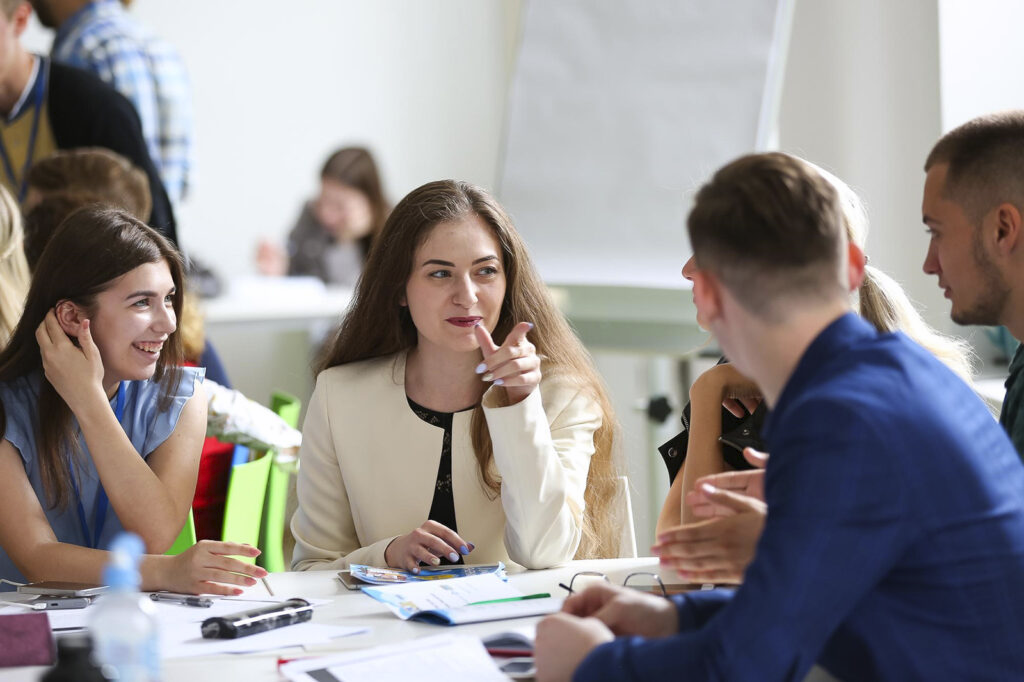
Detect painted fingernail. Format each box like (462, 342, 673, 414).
(474, 320, 482, 327)
(526, 322, 534, 330)
(475, 363, 487, 374)
(459, 545, 469, 555)
(411, 566, 420, 574)
(246, 577, 257, 585)
(448, 552, 459, 562)
(468, 542, 475, 551)
(701, 482, 718, 495)
(482, 372, 494, 381)
(234, 588, 243, 595)
(494, 379, 504, 386)
(431, 556, 441, 566)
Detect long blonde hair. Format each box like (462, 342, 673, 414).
(318, 180, 623, 558)
(823, 164, 976, 382)
(0, 185, 29, 348)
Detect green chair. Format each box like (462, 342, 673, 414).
(221, 447, 274, 564)
(257, 391, 301, 573)
(166, 510, 197, 555)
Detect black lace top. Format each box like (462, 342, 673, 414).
(406, 396, 477, 565)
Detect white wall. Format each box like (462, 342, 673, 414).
(938, 0, 1024, 131)
(26, 1, 521, 277)
(776, 0, 949, 336)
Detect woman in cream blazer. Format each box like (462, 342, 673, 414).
(291, 180, 622, 572)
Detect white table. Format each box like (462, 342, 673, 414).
(1, 558, 662, 682)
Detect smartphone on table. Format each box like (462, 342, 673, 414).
(17, 581, 107, 597)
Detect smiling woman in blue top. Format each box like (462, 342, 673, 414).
(291, 180, 623, 572)
(0, 206, 266, 594)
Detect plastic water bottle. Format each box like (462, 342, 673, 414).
(89, 533, 160, 681)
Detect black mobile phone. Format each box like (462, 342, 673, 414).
(18, 581, 107, 597)
(335, 570, 368, 591)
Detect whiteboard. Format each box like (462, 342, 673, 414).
(499, 0, 792, 287)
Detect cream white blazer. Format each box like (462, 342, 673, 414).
(290, 351, 601, 571)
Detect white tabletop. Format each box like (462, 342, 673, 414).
(1, 558, 663, 682)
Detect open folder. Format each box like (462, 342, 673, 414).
(361, 573, 561, 625)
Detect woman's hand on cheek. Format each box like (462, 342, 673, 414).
(35, 311, 107, 413)
(474, 321, 541, 405)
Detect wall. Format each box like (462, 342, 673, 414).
(25, 1, 522, 277)
(776, 0, 949, 337)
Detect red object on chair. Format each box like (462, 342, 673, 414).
(192, 435, 234, 540)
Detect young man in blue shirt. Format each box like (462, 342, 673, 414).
(535, 152, 1024, 682)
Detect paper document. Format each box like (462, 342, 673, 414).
(280, 634, 508, 682)
(361, 573, 561, 625)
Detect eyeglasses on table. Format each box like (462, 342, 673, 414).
(557, 570, 668, 598)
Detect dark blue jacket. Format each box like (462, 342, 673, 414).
(577, 313, 1024, 681)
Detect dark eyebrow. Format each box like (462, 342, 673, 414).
(124, 286, 176, 301)
(419, 255, 499, 267)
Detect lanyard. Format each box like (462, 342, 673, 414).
(70, 381, 125, 550)
(0, 58, 47, 202)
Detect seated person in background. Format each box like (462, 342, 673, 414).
(0, 184, 29, 348)
(656, 163, 974, 533)
(0, 206, 266, 594)
(291, 179, 623, 572)
(535, 152, 1024, 682)
(257, 146, 390, 287)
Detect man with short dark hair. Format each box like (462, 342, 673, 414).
(534, 152, 1024, 682)
(922, 111, 1024, 457)
(0, 0, 175, 243)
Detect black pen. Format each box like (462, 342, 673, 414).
(150, 592, 214, 608)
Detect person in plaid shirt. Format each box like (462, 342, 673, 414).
(32, 0, 193, 205)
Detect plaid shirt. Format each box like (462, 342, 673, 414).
(52, 0, 193, 203)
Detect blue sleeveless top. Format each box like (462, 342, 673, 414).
(0, 367, 204, 588)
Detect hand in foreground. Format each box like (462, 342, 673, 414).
(255, 240, 287, 276)
(161, 541, 267, 595)
(474, 321, 540, 405)
(653, 492, 766, 584)
(384, 520, 472, 573)
(36, 311, 106, 414)
(562, 582, 679, 638)
(535, 613, 614, 682)
(685, 447, 768, 516)
(690, 363, 762, 418)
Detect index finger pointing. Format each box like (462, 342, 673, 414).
(504, 321, 534, 347)
(473, 323, 500, 357)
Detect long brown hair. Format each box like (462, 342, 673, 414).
(317, 180, 622, 558)
(320, 147, 390, 260)
(0, 206, 185, 510)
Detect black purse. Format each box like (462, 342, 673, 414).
(658, 401, 767, 483)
